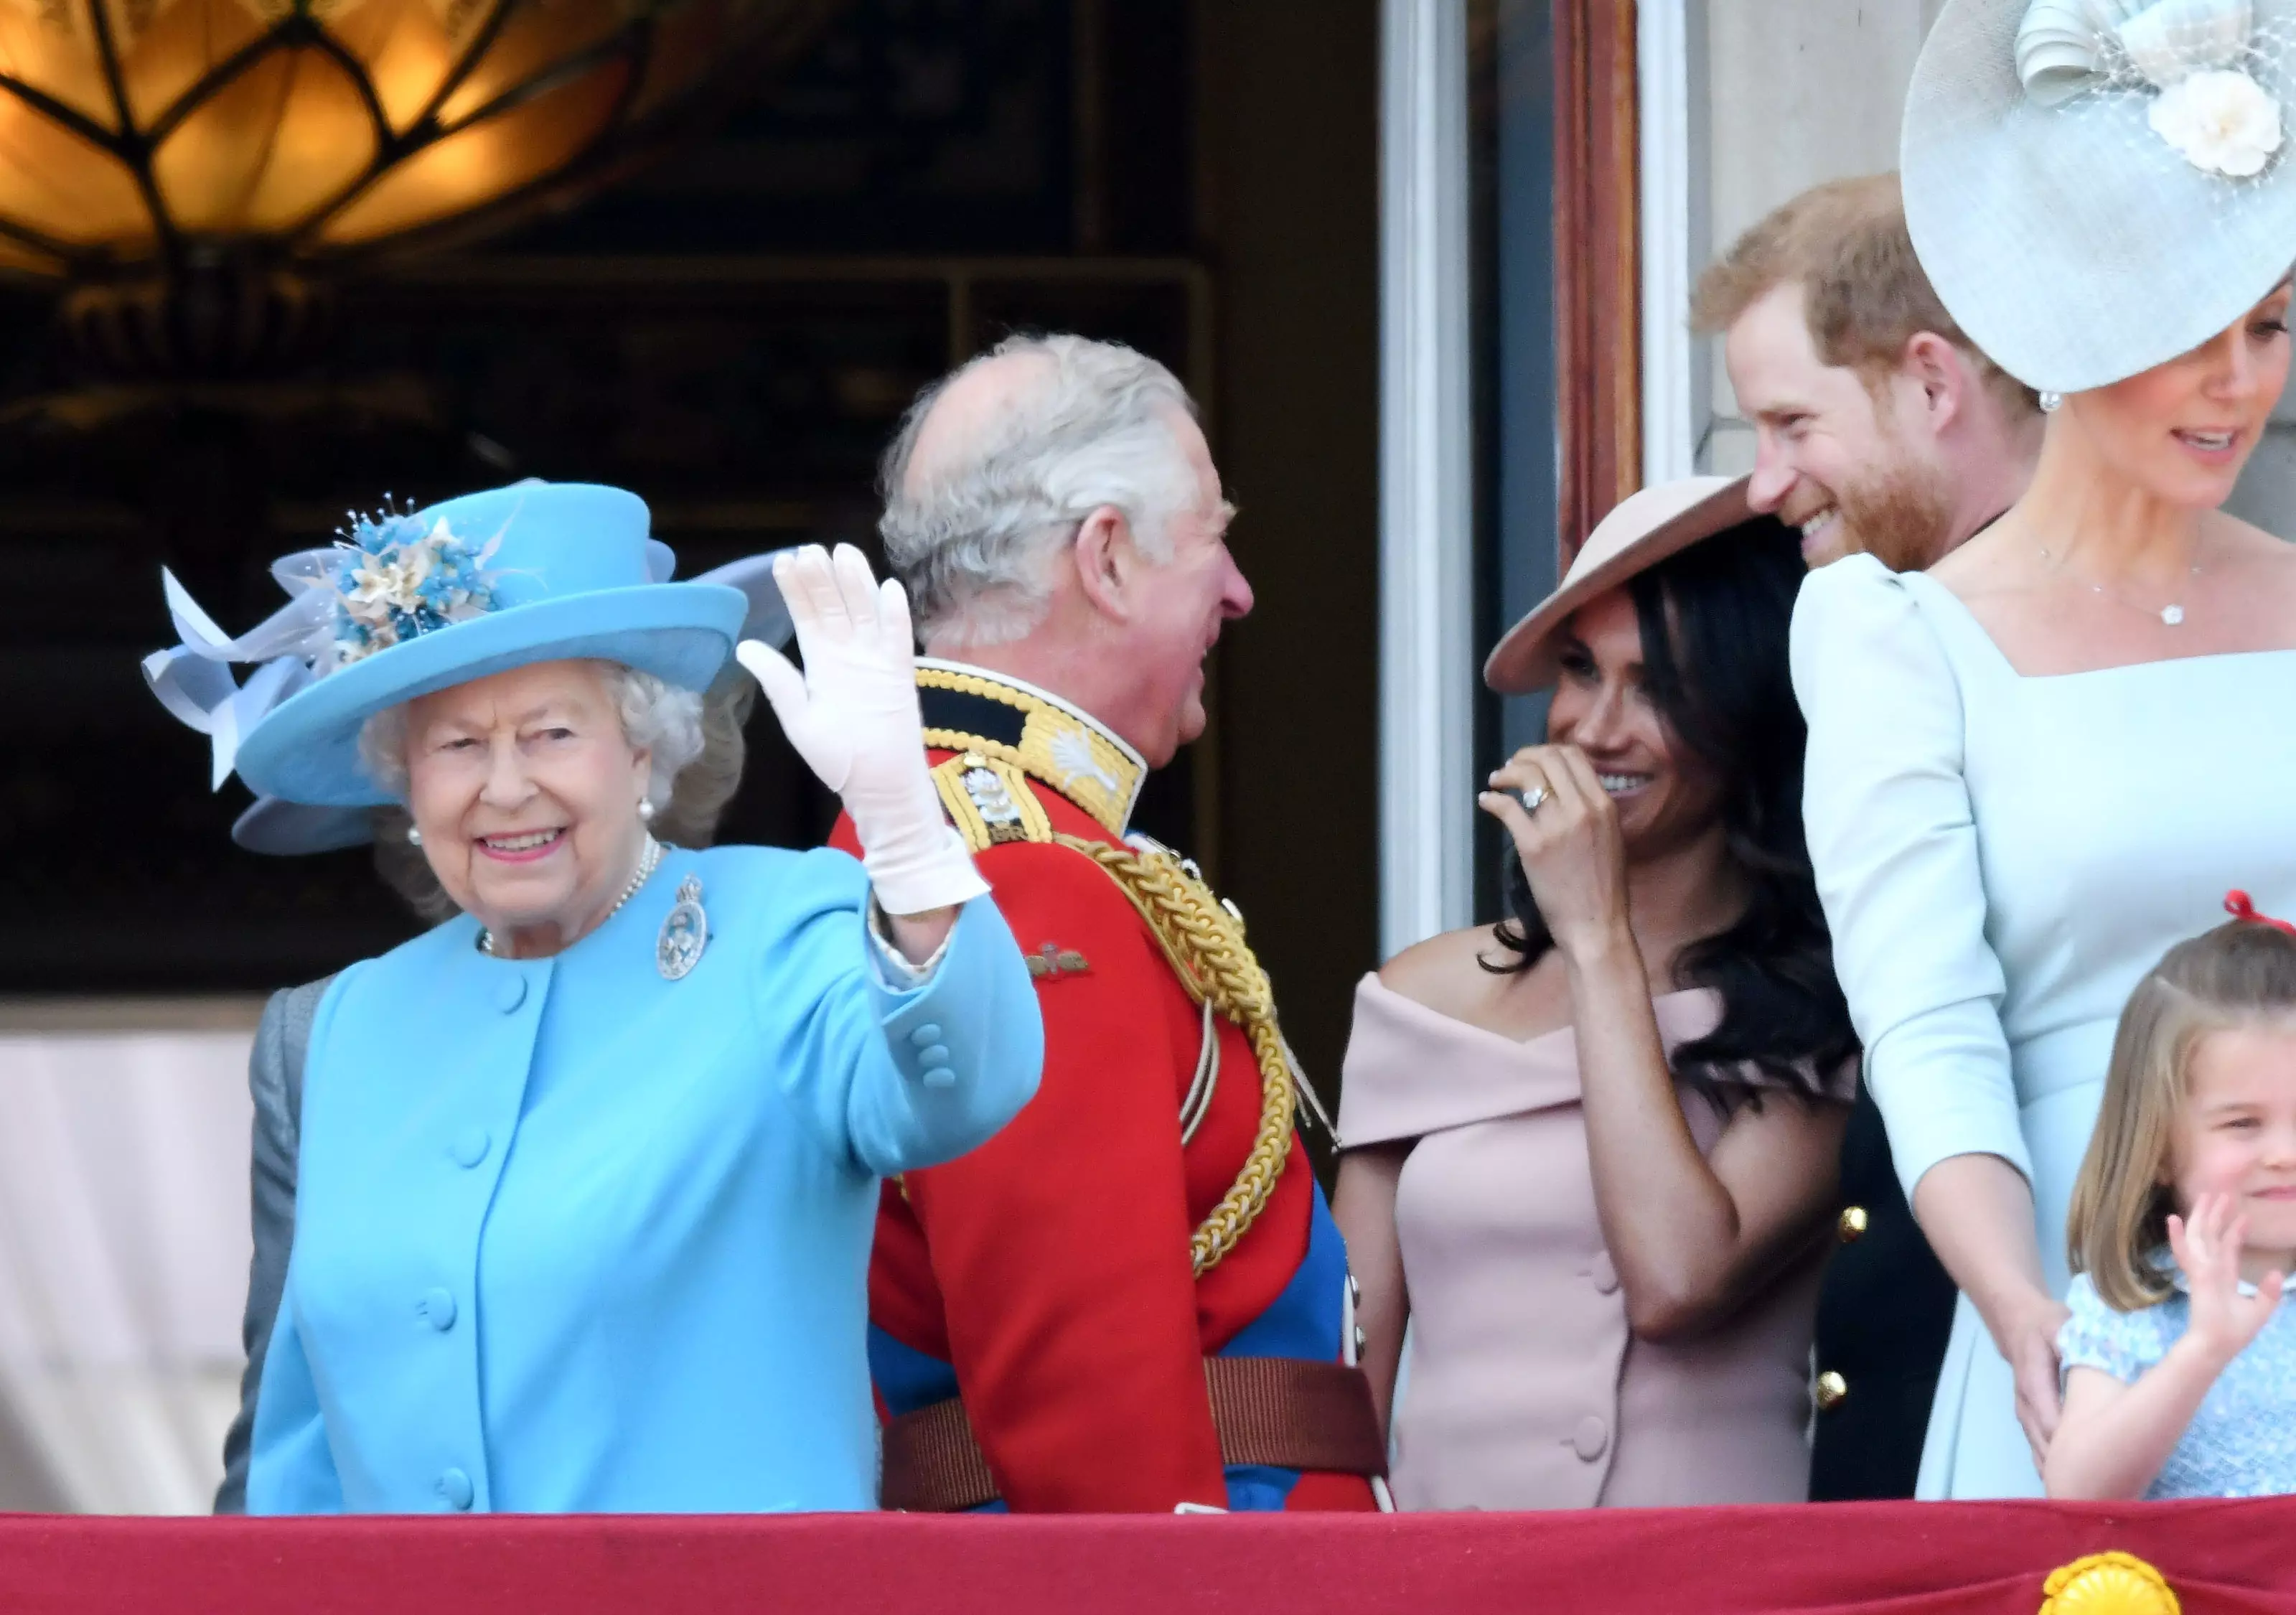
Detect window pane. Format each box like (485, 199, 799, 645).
(1468, 0, 1554, 916)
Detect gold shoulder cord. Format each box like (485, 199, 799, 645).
(1051, 833, 1295, 1278)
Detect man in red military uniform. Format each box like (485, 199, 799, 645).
(833, 332, 1384, 1513)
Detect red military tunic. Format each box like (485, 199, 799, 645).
(839, 660, 1382, 1513)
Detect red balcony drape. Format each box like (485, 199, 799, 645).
(5, 1498, 2295, 1614)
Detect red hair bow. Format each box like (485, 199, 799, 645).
(2226, 891, 2296, 935)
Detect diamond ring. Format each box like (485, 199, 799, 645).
(1519, 786, 1549, 814)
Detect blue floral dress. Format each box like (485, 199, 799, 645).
(2058, 1267, 2296, 1499)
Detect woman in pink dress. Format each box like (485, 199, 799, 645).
(1334, 478, 1855, 1508)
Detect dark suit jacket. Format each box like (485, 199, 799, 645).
(213, 975, 329, 1515)
(1807, 1081, 1959, 1500)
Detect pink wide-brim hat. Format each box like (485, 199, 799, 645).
(1483, 474, 1755, 694)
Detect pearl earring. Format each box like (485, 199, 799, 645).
(639, 798, 656, 823)
(2039, 390, 2063, 413)
(406, 824, 423, 846)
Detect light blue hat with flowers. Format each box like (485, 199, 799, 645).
(155, 528, 797, 856)
(145, 481, 752, 811)
(1905, 0, 2296, 392)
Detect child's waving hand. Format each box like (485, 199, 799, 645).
(2170, 1193, 2285, 1367)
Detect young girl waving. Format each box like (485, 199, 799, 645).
(2047, 896, 2296, 1500)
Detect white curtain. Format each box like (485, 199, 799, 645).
(0, 1009, 256, 1513)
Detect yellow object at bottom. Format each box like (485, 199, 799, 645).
(2040, 1552, 2178, 1615)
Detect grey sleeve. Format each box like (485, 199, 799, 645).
(214, 976, 325, 1514)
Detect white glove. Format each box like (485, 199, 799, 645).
(736, 544, 989, 916)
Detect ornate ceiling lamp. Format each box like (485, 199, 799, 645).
(0, 0, 843, 370)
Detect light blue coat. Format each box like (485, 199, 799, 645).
(248, 843, 1042, 1515)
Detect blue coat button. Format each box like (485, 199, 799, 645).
(921, 1066, 957, 1089)
(495, 975, 527, 1014)
(437, 1467, 474, 1510)
(449, 1128, 491, 1169)
(420, 1288, 457, 1331)
(909, 1024, 943, 1047)
(918, 1044, 951, 1068)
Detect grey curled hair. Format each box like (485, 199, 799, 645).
(876, 332, 1204, 647)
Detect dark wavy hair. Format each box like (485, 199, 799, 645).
(1486, 515, 1856, 1106)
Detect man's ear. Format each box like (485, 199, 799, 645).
(1072, 504, 1136, 623)
(1901, 331, 1967, 436)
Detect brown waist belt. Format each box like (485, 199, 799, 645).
(880, 1356, 1387, 1512)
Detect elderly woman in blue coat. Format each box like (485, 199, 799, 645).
(153, 481, 1042, 1513)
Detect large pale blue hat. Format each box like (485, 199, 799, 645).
(145, 481, 762, 813)
(1904, 0, 2296, 393)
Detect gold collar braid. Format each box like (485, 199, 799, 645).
(916, 661, 1145, 838)
(1054, 833, 1295, 1277)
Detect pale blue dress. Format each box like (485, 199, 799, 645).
(1793, 554, 2296, 1499)
(2058, 1267, 2296, 1499)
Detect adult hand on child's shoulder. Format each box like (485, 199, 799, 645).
(2008, 1290, 2074, 1469)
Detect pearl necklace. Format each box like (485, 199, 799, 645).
(479, 834, 664, 958)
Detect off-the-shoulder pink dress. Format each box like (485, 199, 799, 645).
(1339, 975, 1838, 1509)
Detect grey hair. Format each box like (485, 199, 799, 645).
(369, 664, 751, 923)
(878, 332, 1204, 647)
(357, 660, 707, 810)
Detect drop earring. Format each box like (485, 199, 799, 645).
(639, 798, 656, 823)
(2039, 390, 2063, 413)
(406, 823, 423, 847)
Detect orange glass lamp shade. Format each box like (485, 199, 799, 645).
(0, 0, 837, 276)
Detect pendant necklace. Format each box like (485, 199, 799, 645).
(479, 834, 663, 957)
(2035, 529, 2203, 627)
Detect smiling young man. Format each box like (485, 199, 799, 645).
(1692, 174, 2042, 1503)
(843, 334, 1387, 1515)
(1695, 174, 2041, 572)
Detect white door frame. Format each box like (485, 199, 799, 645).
(1639, 0, 1706, 479)
(1377, 0, 1475, 959)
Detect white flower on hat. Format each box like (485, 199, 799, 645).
(343, 541, 439, 622)
(2147, 67, 2285, 177)
(326, 509, 502, 665)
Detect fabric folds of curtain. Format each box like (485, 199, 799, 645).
(0, 1015, 255, 1514)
